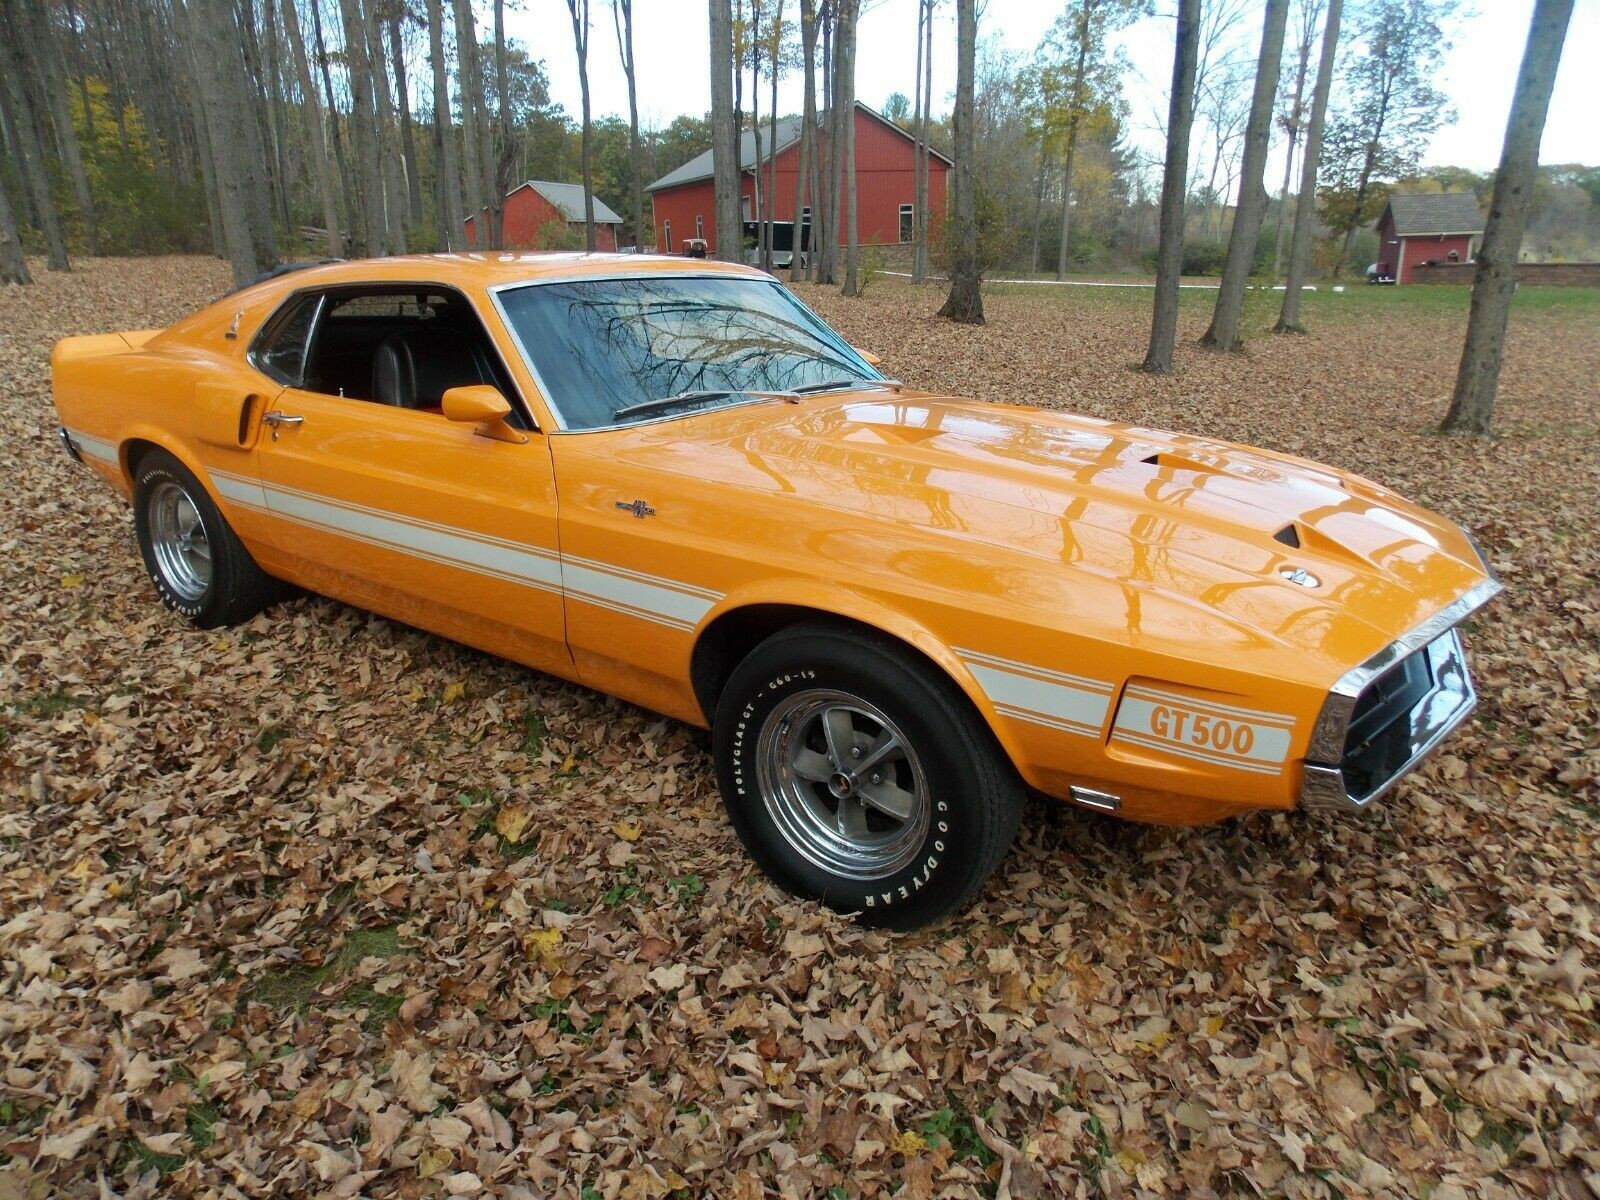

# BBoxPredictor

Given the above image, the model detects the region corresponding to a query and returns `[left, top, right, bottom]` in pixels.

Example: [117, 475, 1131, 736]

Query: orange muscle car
[52, 254, 1500, 928]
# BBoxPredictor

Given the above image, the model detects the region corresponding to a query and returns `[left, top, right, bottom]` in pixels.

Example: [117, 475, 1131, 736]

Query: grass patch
[920, 1103, 998, 1170]
[243, 925, 407, 1022]
[185, 1099, 222, 1149]
[517, 710, 548, 757]
[122, 1136, 188, 1176]
[10, 689, 88, 718]
[257, 725, 288, 753]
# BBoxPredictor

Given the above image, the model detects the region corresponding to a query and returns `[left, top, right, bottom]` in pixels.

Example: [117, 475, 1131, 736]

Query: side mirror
[854, 347, 882, 367]
[442, 385, 528, 444]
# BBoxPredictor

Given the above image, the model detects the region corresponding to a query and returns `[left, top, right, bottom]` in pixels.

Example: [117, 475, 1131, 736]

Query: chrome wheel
[756, 689, 930, 881]
[147, 480, 212, 603]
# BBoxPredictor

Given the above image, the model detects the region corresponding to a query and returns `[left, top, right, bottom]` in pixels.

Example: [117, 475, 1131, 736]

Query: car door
[244, 286, 569, 676]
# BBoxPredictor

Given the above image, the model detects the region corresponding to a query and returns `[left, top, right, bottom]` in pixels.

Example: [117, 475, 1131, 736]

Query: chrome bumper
[1301, 577, 1502, 812]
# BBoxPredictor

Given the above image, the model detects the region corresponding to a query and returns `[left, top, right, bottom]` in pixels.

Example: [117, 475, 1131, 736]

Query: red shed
[1374, 192, 1484, 285]
[646, 101, 950, 258]
[465, 180, 623, 252]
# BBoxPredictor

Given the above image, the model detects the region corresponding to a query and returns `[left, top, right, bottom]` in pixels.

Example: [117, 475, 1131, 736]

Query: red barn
[646, 101, 950, 257]
[464, 180, 623, 252]
[1374, 192, 1484, 284]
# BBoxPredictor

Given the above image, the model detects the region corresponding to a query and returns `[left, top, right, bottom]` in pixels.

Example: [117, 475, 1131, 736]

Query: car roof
[238, 252, 767, 299]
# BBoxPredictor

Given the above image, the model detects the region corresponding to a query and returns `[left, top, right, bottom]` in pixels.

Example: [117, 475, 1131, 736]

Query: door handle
[262, 411, 303, 440]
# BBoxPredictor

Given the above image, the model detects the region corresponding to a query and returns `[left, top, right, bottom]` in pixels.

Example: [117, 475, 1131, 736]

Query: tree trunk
[453, 0, 484, 240]
[750, 0, 764, 269]
[173, 0, 227, 258]
[0, 3, 70, 271]
[189, 0, 274, 283]
[806, 3, 825, 281]
[428, 0, 465, 250]
[1334, 81, 1390, 277]
[1028, 141, 1049, 273]
[29, 2, 99, 254]
[1441, 0, 1572, 436]
[364, 7, 408, 251]
[1054, 121, 1081, 280]
[339, 0, 388, 257]
[1141, 0, 1199, 373]
[789, 0, 817, 281]
[566, 0, 596, 251]
[1272, 3, 1316, 278]
[493, 0, 513, 245]
[310, 0, 357, 238]
[938, 0, 981, 324]
[282, 0, 342, 256]
[0, 171, 31, 284]
[767, 0, 781, 273]
[912, 0, 932, 282]
[1200, 0, 1288, 352]
[817, 5, 837, 283]
[1275, 0, 1341, 335]
[613, 0, 643, 250]
[261, 0, 297, 232]
[389, 14, 425, 227]
[709, 0, 741, 261]
[837, 0, 859, 295]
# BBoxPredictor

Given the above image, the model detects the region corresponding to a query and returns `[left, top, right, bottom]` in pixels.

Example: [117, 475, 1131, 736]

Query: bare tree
[1141, 0, 1199, 373]
[767, 0, 782, 273]
[493, 0, 513, 242]
[453, 0, 485, 240]
[339, 0, 390, 255]
[789, 0, 818, 281]
[0, 0, 70, 271]
[836, 0, 860, 295]
[750, 0, 766, 269]
[1199, 0, 1288, 352]
[938, 0, 981, 323]
[387, 8, 425, 226]
[1272, 0, 1322, 276]
[282, 0, 342, 255]
[912, 0, 933, 283]
[28, 3, 98, 254]
[1441, 0, 1573, 436]
[612, 0, 644, 250]
[428, 0, 466, 249]
[1275, 0, 1341, 333]
[709, 0, 741, 261]
[566, 0, 597, 251]
[363, 5, 408, 250]
[0, 173, 31, 284]
[309, 0, 357, 235]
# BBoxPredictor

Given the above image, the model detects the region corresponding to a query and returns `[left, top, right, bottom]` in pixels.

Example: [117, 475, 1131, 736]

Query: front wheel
[132, 449, 277, 628]
[713, 623, 1025, 930]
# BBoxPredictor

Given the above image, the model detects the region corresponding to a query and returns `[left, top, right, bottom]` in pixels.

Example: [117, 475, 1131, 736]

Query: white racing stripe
[1111, 686, 1295, 776]
[210, 468, 715, 631]
[956, 649, 1114, 739]
[63, 427, 119, 466]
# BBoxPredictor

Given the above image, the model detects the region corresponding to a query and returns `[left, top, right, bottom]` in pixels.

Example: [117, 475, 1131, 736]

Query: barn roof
[1384, 192, 1485, 237]
[646, 102, 952, 192]
[517, 180, 624, 225]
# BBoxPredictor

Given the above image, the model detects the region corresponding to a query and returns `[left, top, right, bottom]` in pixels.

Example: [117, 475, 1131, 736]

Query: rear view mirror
[442, 385, 527, 444]
[854, 347, 882, 367]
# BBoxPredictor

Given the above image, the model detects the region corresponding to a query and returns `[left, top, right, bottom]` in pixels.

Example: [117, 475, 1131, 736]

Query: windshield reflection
[495, 275, 881, 430]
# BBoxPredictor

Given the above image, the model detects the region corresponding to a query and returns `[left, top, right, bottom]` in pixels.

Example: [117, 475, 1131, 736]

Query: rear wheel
[132, 449, 276, 628]
[713, 623, 1024, 930]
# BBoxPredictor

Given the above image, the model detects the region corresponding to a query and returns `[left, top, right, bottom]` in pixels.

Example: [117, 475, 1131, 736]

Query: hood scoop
[1140, 450, 1227, 476]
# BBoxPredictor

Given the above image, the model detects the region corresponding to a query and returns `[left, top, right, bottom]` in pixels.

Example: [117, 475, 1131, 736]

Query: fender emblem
[1280, 566, 1321, 588]
[615, 499, 655, 519]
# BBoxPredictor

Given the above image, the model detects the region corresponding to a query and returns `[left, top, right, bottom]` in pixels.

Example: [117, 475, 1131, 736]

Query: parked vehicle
[52, 254, 1500, 928]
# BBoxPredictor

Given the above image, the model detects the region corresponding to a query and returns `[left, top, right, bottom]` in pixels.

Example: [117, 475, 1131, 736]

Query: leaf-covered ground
[2, 258, 1597, 1200]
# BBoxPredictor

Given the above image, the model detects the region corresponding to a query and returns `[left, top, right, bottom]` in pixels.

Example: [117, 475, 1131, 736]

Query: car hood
[610, 390, 1492, 669]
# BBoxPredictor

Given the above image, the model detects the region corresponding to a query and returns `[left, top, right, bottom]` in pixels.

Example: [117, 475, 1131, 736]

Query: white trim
[64, 428, 118, 466]
[956, 651, 1113, 739]
[1121, 685, 1295, 729]
[210, 469, 717, 632]
[1114, 731, 1283, 775]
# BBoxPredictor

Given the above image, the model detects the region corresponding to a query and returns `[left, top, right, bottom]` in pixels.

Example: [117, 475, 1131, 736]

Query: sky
[511, 0, 1599, 184]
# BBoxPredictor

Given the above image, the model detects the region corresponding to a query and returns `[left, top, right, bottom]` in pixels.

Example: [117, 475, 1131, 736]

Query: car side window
[291, 286, 524, 424]
[250, 293, 320, 387]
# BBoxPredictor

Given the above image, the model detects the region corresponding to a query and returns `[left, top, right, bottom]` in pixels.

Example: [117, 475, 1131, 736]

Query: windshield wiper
[791, 377, 904, 396]
[612, 388, 798, 422]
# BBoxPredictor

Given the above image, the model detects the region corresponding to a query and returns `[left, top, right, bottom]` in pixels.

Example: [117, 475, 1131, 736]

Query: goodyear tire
[713, 622, 1025, 931]
[132, 449, 277, 629]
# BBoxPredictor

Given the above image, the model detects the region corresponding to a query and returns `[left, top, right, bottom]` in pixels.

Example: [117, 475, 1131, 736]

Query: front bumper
[1301, 577, 1502, 812]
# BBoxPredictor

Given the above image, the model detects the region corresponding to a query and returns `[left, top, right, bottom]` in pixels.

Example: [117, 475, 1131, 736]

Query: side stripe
[1114, 731, 1284, 776]
[65, 428, 118, 466]
[960, 656, 1113, 740]
[210, 469, 715, 631]
[1122, 684, 1295, 728]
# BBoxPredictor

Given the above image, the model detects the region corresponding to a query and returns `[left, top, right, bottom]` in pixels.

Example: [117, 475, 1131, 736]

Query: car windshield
[494, 274, 884, 430]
